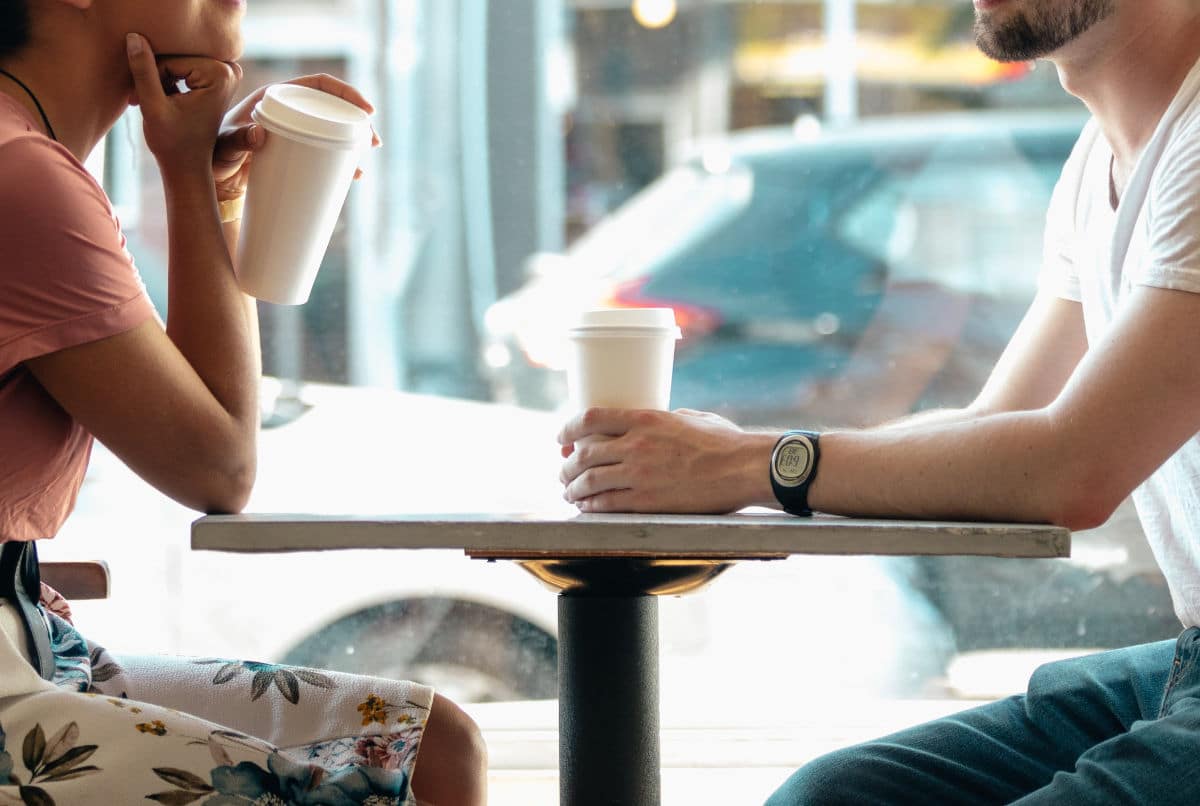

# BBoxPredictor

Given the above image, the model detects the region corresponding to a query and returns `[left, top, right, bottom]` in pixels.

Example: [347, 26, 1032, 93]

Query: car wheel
[278, 597, 558, 703]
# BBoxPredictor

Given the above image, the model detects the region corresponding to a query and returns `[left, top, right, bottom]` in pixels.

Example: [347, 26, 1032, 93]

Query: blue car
[486, 111, 1082, 425]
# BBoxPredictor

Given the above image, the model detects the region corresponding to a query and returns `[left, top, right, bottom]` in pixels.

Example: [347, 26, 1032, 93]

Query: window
[47, 2, 1180, 801]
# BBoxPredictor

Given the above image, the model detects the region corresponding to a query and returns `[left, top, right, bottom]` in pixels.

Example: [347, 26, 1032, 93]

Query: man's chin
[976, 41, 1033, 62]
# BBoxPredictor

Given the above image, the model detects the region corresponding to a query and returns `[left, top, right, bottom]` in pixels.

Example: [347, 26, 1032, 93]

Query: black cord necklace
[0, 67, 57, 142]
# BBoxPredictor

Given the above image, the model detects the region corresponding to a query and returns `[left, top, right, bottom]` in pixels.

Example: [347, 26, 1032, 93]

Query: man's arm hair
[808, 286, 1200, 530]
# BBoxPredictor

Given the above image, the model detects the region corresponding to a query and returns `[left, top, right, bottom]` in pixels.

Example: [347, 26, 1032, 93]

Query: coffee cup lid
[572, 308, 678, 330]
[253, 84, 371, 147]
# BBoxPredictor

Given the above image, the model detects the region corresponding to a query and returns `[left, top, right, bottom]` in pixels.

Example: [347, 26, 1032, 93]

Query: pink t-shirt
[0, 93, 156, 542]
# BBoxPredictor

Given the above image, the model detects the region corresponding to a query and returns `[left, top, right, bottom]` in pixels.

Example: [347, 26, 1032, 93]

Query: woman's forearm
[161, 164, 261, 436]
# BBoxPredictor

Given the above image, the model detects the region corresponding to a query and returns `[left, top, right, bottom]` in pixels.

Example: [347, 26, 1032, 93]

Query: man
[558, 0, 1200, 801]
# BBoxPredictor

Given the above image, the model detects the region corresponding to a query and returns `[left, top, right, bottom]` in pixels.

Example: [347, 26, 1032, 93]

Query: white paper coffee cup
[567, 308, 682, 411]
[235, 84, 372, 305]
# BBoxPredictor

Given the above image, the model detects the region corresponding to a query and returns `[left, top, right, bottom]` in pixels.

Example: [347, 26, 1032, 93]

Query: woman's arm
[25, 36, 258, 513]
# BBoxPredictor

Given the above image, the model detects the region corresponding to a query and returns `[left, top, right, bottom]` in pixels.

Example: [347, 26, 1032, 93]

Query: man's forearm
[875, 406, 979, 432]
[739, 403, 1022, 515]
[806, 409, 1091, 527]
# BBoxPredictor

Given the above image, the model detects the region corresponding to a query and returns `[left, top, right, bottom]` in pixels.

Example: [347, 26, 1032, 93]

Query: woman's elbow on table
[191, 461, 256, 515]
[166, 447, 257, 515]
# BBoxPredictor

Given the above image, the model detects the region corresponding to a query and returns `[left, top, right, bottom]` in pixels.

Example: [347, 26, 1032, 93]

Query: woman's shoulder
[0, 124, 131, 303]
[0, 131, 111, 226]
[0, 128, 97, 180]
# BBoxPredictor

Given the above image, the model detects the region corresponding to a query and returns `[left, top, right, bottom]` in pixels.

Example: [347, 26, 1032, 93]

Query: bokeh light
[632, 0, 678, 30]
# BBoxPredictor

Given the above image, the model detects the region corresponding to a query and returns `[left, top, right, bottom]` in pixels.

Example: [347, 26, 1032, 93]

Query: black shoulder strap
[0, 541, 55, 681]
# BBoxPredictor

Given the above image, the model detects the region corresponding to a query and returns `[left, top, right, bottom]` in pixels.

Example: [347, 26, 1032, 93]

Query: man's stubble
[975, 0, 1116, 62]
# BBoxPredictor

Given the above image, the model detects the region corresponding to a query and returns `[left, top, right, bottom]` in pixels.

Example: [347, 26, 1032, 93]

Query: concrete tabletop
[192, 511, 1070, 560]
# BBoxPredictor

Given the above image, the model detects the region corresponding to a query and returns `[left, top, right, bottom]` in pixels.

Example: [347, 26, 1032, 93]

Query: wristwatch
[770, 430, 821, 516]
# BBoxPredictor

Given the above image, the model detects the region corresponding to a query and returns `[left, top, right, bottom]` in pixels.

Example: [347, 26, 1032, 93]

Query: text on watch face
[776, 442, 812, 484]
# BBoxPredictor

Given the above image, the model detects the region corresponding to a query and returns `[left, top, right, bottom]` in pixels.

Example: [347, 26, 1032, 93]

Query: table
[192, 511, 1069, 806]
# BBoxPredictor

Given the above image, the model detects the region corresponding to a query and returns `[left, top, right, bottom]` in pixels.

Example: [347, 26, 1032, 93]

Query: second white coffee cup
[567, 308, 682, 411]
[236, 84, 372, 305]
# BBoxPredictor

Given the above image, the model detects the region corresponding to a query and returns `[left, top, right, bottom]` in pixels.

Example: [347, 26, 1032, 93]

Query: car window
[640, 156, 887, 322]
[838, 143, 1067, 299]
[570, 163, 754, 280]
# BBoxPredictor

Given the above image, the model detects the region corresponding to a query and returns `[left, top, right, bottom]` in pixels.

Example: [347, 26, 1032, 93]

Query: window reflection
[50, 4, 1178, 796]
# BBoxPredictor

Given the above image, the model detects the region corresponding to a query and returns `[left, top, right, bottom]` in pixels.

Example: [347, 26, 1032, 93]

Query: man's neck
[1052, 3, 1200, 174]
[0, 29, 132, 162]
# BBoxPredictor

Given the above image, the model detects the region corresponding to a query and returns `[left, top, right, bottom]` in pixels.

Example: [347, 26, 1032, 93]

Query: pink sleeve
[0, 135, 156, 375]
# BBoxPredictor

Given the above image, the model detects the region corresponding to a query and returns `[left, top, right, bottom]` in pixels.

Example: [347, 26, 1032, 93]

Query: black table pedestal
[559, 593, 660, 806]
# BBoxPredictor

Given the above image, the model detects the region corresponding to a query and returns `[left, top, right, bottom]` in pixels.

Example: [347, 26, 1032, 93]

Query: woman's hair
[0, 1, 31, 59]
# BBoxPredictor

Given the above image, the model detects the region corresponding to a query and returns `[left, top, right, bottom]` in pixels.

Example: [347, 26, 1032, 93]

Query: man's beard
[975, 0, 1116, 62]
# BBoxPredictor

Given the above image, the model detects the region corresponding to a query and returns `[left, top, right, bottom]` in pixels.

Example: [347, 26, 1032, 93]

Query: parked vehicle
[482, 112, 1183, 653]
[484, 112, 1085, 425]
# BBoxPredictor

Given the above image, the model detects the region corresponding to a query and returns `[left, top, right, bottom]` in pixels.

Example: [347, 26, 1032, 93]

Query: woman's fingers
[215, 123, 263, 159]
[125, 34, 166, 112]
[283, 74, 381, 176]
[221, 74, 380, 182]
[212, 124, 263, 195]
[289, 73, 374, 114]
[227, 74, 378, 128]
[128, 40, 241, 169]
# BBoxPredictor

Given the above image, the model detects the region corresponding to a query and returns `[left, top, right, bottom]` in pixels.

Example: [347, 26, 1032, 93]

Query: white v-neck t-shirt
[1041, 55, 1200, 627]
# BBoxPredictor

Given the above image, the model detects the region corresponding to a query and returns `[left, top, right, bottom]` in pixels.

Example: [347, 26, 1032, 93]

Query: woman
[0, 1, 487, 803]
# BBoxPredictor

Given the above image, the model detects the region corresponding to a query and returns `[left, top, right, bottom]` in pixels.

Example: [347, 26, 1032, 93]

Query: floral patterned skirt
[0, 601, 434, 805]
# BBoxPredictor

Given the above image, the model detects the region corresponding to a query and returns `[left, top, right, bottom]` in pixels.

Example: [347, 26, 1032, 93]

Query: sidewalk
[464, 696, 991, 805]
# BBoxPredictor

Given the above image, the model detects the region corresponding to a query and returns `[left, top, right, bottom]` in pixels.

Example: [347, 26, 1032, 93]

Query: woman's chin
[213, 34, 245, 63]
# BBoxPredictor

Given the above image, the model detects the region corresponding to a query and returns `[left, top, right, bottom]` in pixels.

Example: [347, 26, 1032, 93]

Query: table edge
[190, 513, 1071, 559]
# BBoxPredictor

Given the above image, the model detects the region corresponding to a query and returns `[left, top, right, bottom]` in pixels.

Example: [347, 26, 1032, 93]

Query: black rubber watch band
[770, 430, 821, 517]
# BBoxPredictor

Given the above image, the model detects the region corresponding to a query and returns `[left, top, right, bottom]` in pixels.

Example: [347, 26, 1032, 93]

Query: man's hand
[557, 407, 777, 513]
[126, 33, 240, 177]
[213, 74, 381, 202]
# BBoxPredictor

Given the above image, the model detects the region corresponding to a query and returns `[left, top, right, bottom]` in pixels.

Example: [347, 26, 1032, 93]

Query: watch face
[774, 437, 814, 487]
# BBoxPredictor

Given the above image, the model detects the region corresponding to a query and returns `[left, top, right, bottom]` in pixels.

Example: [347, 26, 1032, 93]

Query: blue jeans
[767, 628, 1200, 805]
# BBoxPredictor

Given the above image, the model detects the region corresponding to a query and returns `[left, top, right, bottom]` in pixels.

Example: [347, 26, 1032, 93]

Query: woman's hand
[125, 33, 241, 177]
[212, 73, 381, 202]
[557, 407, 775, 514]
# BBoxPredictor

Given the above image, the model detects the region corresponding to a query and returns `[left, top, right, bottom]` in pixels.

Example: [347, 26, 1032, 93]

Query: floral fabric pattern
[0, 720, 102, 800]
[193, 659, 337, 705]
[0, 607, 434, 805]
[37, 584, 71, 624]
[150, 751, 410, 805]
[302, 726, 425, 780]
[48, 611, 90, 693]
